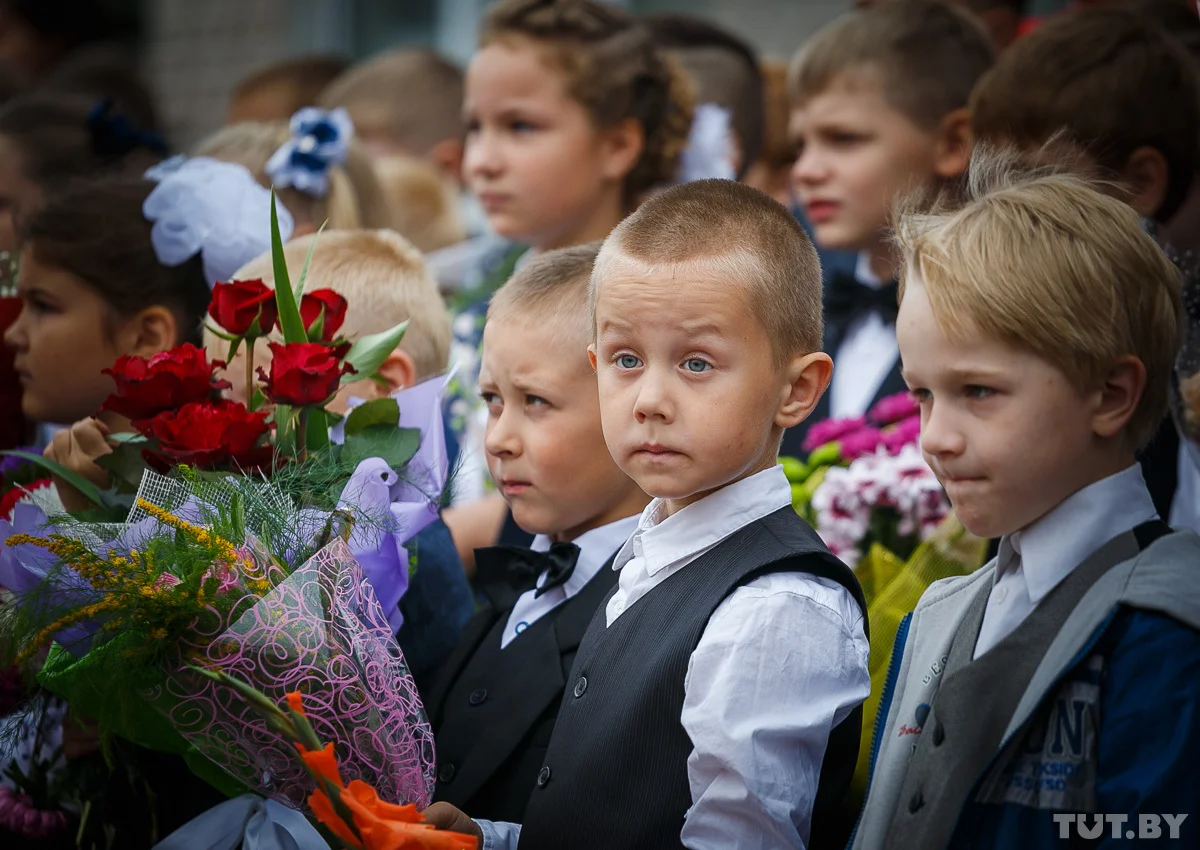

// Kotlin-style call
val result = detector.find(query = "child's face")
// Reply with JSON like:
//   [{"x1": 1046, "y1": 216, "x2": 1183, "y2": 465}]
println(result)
[
  {"x1": 789, "y1": 74, "x2": 945, "y2": 256},
  {"x1": 4, "y1": 250, "x2": 125, "y2": 424},
  {"x1": 463, "y1": 42, "x2": 623, "y2": 251},
  {"x1": 479, "y1": 314, "x2": 644, "y2": 540},
  {"x1": 897, "y1": 276, "x2": 1105, "y2": 540},
  {"x1": 590, "y1": 256, "x2": 793, "y2": 514}
]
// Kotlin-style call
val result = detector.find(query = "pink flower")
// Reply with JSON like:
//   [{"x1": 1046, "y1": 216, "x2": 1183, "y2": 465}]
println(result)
[
  {"x1": 802, "y1": 416, "x2": 867, "y2": 454},
  {"x1": 155, "y1": 573, "x2": 182, "y2": 590},
  {"x1": 869, "y1": 391, "x2": 918, "y2": 426},
  {"x1": 839, "y1": 427, "x2": 885, "y2": 460},
  {"x1": 0, "y1": 787, "x2": 68, "y2": 838},
  {"x1": 201, "y1": 563, "x2": 240, "y2": 595},
  {"x1": 882, "y1": 415, "x2": 922, "y2": 454}
]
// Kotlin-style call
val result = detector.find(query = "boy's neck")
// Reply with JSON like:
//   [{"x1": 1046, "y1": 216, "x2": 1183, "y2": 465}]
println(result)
[
  {"x1": 551, "y1": 490, "x2": 652, "y2": 544},
  {"x1": 1009, "y1": 449, "x2": 1141, "y2": 539}
]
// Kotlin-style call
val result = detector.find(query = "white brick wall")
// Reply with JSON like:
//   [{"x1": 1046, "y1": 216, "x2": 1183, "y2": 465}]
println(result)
[{"x1": 144, "y1": 0, "x2": 290, "y2": 151}]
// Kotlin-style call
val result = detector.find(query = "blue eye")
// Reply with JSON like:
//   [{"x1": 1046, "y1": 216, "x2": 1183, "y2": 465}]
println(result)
[
  {"x1": 965, "y1": 385, "x2": 994, "y2": 400},
  {"x1": 684, "y1": 358, "x2": 711, "y2": 373},
  {"x1": 616, "y1": 354, "x2": 641, "y2": 369}
]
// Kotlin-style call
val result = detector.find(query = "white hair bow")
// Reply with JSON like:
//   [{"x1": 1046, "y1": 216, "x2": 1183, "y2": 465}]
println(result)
[
  {"x1": 676, "y1": 102, "x2": 737, "y2": 184},
  {"x1": 265, "y1": 107, "x2": 355, "y2": 198},
  {"x1": 143, "y1": 156, "x2": 295, "y2": 289}
]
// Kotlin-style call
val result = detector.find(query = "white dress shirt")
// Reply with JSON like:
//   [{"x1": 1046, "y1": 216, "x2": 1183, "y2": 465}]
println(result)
[
  {"x1": 1170, "y1": 440, "x2": 1200, "y2": 534},
  {"x1": 829, "y1": 252, "x2": 900, "y2": 419},
  {"x1": 500, "y1": 515, "x2": 639, "y2": 649},
  {"x1": 973, "y1": 464, "x2": 1159, "y2": 659},
  {"x1": 477, "y1": 466, "x2": 871, "y2": 850}
]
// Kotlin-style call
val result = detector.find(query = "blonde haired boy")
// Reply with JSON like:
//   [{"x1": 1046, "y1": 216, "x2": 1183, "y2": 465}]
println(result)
[
  {"x1": 852, "y1": 150, "x2": 1200, "y2": 849},
  {"x1": 782, "y1": 0, "x2": 994, "y2": 454},
  {"x1": 428, "y1": 179, "x2": 870, "y2": 849},
  {"x1": 210, "y1": 228, "x2": 452, "y2": 413}
]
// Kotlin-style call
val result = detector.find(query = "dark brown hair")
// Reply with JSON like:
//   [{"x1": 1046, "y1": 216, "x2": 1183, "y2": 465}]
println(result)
[
  {"x1": 20, "y1": 178, "x2": 209, "y2": 343},
  {"x1": 970, "y1": 8, "x2": 1199, "y2": 222},
  {"x1": 231, "y1": 55, "x2": 350, "y2": 121},
  {"x1": 482, "y1": 0, "x2": 695, "y2": 203}
]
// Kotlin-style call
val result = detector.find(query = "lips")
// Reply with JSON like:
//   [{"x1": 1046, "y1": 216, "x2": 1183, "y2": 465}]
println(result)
[
  {"x1": 499, "y1": 478, "x2": 532, "y2": 497},
  {"x1": 804, "y1": 199, "x2": 840, "y2": 223},
  {"x1": 476, "y1": 192, "x2": 511, "y2": 211}
]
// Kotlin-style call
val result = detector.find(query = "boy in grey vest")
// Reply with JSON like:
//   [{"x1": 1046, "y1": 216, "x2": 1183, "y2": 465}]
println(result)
[
  {"x1": 851, "y1": 149, "x2": 1200, "y2": 850},
  {"x1": 426, "y1": 179, "x2": 870, "y2": 848}
]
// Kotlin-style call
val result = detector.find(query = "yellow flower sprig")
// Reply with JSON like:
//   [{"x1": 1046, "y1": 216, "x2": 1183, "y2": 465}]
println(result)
[{"x1": 16, "y1": 597, "x2": 125, "y2": 664}]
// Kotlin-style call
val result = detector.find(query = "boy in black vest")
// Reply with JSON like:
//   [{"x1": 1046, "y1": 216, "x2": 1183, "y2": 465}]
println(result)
[
  {"x1": 426, "y1": 180, "x2": 870, "y2": 848},
  {"x1": 425, "y1": 243, "x2": 650, "y2": 823}
]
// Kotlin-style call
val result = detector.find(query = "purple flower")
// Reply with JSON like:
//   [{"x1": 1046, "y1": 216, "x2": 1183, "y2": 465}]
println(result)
[
  {"x1": 0, "y1": 447, "x2": 39, "y2": 479},
  {"x1": 881, "y1": 415, "x2": 922, "y2": 454},
  {"x1": 802, "y1": 416, "x2": 867, "y2": 454},
  {"x1": 869, "y1": 392, "x2": 918, "y2": 426},
  {"x1": 839, "y1": 427, "x2": 885, "y2": 460}
]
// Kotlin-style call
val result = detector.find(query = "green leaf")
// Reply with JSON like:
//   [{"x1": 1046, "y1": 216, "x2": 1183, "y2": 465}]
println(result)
[
  {"x1": 93, "y1": 441, "x2": 150, "y2": 491},
  {"x1": 225, "y1": 335, "x2": 242, "y2": 365},
  {"x1": 0, "y1": 450, "x2": 110, "y2": 509},
  {"x1": 305, "y1": 308, "x2": 325, "y2": 343},
  {"x1": 230, "y1": 493, "x2": 245, "y2": 549},
  {"x1": 272, "y1": 403, "x2": 297, "y2": 458},
  {"x1": 204, "y1": 323, "x2": 240, "y2": 342},
  {"x1": 294, "y1": 220, "x2": 327, "y2": 298},
  {"x1": 340, "y1": 321, "x2": 408, "y2": 385},
  {"x1": 270, "y1": 191, "x2": 306, "y2": 344},
  {"x1": 304, "y1": 408, "x2": 330, "y2": 454},
  {"x1": 248, "y1": 387, "x2": 265, "y2": 413},
  {"x1": 340, "y1": 425, "x2": 419, "y2": 469},
  {"x1": 343, "y1": 398, "x2": 399, "y2": 437}
]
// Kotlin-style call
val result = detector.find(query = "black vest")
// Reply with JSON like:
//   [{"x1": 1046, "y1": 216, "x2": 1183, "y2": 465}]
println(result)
[
  {"x1": 518, "y1": 507, "x2": 868, "y2": 850},
  {"x1": 426, "y1": 558, "x2": 618, "y2": 822}
]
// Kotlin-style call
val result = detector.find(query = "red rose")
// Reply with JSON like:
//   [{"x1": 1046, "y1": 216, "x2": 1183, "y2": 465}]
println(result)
[
  {"x1": 209, "y1": 279, "x2": 278, "y2": 337},
  {"x1": 300, "y1": 289, "x2": 348, "y2": 341},
  {"x1": 257, "y1": 342, "x2": 355, "y2": 407},
  {"x1": 140, "y1": 399, "x2": 272, "y2": 471},
  {"x1": 0, "y1": 478, "x2": 50, "y2": 521},
  {"x1": 101, "y1": 343, "x2": 229, "y2": 422}
]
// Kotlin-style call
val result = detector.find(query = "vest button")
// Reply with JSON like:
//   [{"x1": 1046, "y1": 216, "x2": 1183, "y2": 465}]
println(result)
[
  {"x1": 573, "y1": 676, "x2": 588, "y2": 698},
  {"x1": 908, "y1": 790, "x2": 924, "y2": 813},
  {"x1": 537, "y1": 766, "x2": 552, "y2": 787},
  {"x1": 468, "y1": 688, "x2": 488, "y2": 706},
  {"x1": 932, "y1": 723, "x2": 945, "y2": 746},
  {"x1": 438, "y1": 763, "x2": 456, "y2": 784}
]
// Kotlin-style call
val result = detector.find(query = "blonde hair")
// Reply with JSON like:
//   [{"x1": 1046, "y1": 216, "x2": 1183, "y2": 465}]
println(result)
[
  {"x1": 193, "y1": 121, "x2": 395, "y2": 232},
  {"x1": 788, "y1": 0, "x2": 994, "y2": 130},
  {"x1": 318, "y1": 48, "x2": 465, "y2": 155},
  {"x1": 372, "y1": 154, "x2": 466, "y2": 254},
  {"x1": 229, "y1": 229, "x2": 451, "y2": 379},
  {"x1": 895, "y1": 146, "x2": 1183, "y2": 449},
  {"x1": 489, "y1": 242, "x2": 600, "y2": 356},
  {"x1": 482, "y1": 0, "x2": 695, "y2": 205},
  {"x1": 592, "y1": 179, "x2": 822, "y2": 365},
  {"x1": 228, "y1": 55, "x2": 349, "y2": 123}
]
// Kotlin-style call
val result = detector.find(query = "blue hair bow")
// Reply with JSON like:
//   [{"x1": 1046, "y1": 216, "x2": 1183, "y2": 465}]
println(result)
[{"x1": 264, "y1": 107, "x2": 354, "y2": 198}]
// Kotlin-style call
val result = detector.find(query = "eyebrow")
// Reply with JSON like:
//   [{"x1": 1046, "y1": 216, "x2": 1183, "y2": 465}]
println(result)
[{"x1": 901, "y1": 365, "x2": 1005, "y2": 383}]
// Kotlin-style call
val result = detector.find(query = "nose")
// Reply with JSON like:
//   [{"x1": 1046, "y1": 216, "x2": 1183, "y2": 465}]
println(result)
[
  {"x1": 790, "y1": 144, "x2": 827, "y2": 191},
  {"x1": 484, "y1": 404, "x2": 521, "y2": 459},
  {"x1": 632, "y1": 366, "x2": 674, "y2": 424},
  {"x1": 3, "y1": 304, "x2": 26, "y2": 351},
  {"x1": 464, "y1": 126, "x2": 503, "y2": 182},
  {"x1": 919, "y1": 401, "x2": 966, "y2": 461}
]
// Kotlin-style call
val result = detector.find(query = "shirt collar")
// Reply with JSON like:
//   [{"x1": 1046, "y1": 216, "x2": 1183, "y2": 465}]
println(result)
[
  {"x1": 612, "y1": 465, "x2": 792, "y2": 578},
  {"x1": 855, "y1": 251, "x2": 884, "y2": 290},
  {"x1": 996, "y1": 464, "x2": 1158, "y2": 603},
  {"x1": 531, "y1": 513, "x2": 640, "y2": 595}
]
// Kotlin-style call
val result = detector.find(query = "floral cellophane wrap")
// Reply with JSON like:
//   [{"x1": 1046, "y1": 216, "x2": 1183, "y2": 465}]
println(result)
[
  {"x1": 849, "y1": 513, "x2": 987, "y2": 798},
  {"x1": 152, "y1": 537, "x2": 436, "y2": 810}
]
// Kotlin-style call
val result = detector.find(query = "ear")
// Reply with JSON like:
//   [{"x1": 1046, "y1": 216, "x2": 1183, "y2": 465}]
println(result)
[
  {"x1": 371, "y1": 349, "x2": 418, "y2": 397},
  {"x1": 1091, "y1": 355, "x2": 1147, "y2": 441},
  {"x1": 599, "y1": 118, "x2": 646, "y2": 183},
  {"x1": 587, "y1": 344, "x2": 598, "y2": 373},
  {"x1": 122, "y1": 305, "x2": 179, "y2": 357},
  {"x1": 427, "y1": 137, "x2": 465, "y2": 185},
  {"x1": 1121, "y1": 146, "x2": 1170, "y2": 220},
  {"x1": 932, "y1": 107, "x2": 973, "y2": 181},
  {"x1": 777, "y1": 352, "x2": 834, "y2": 429}
]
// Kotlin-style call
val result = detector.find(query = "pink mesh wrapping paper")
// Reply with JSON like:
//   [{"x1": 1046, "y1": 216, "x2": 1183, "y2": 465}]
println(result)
[{"x1": 151, "y1": 538, "x2": 436, "y2": 809}]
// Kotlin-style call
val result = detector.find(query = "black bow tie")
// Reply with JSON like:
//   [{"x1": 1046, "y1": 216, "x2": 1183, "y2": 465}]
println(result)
[
  {"x1": 825, "y1": 270, "x2": 899, "y2": 330},
  {"x1": 474, "y1": 542, "x2": 582, "y2": 610}
]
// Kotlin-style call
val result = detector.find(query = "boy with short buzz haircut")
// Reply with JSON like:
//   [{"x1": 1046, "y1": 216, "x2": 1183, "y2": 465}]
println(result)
[
  {"x1": 207, "y1": 229, "x2": 474, "y2": 686},
  {"x1": 852, "y1": 150, "x2": 1200, "y2": 850},
  {"x1": 782, "y1": 0, "x2": 994, "y2": 455},
  {"x1": 427, "y1": 179, "x2": 870, "y2": 849},
  {"x1": 426, "y1": 243, "x2": 650, "y2": 825}
]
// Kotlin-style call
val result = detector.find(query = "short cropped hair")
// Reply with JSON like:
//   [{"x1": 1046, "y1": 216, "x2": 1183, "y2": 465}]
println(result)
[
  {"x1": 489, "y1": 242, "x2": 601, "y2": 356},
  {"x1": 969, "y1": 8, "x2": 1200, "y2": 222},
  {"x1": 592, "y1": 179, "x2": 822, "y2": 364},
  {"x1": 232, "y1": 229, "x2": 451, "y2": 379},
  {"x1": 895, "y1": 147, "x2": 1182, "y2": 450},
  {"x1": 789, "y1": 0, "x2": 995, "y2": 130},
  {"x1": 318, "y1": 48, "x2": 464, "y2": 155}
]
